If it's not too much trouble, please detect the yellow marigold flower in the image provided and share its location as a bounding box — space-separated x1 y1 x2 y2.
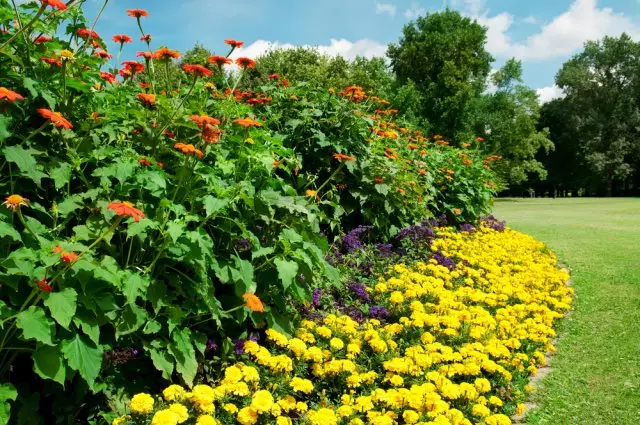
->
3 194 29 211
130 393 154 414
223 365 243 384
295 402 308 412
330 337 344 350
245 138 255 144
290 377 314 394
112 415 130 425
223 403 238 413
308 408 338 425
237 407 258 425
163 385 187 402
278 396 297 412
250 390 274 413
472 404 491 418
196 415 219 425
276 417 292 425
190 385 215 410
151 409 180 425
474 377 491 393
488 396 503 406
348 420 364 425
402 410 420 424
515 403 527 416
59 49 74 60
168 404 189 423
242 365 260 382
315 326 332 338
485 414 512 425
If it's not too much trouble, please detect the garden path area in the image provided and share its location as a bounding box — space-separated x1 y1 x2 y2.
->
494 198 640 425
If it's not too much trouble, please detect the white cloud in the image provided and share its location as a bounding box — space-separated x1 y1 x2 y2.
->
451 0 485 16
476 0 640 61
376 2 397 17
536 85 565 103
404 3 426 19
229 38 387 62
522 16 537 24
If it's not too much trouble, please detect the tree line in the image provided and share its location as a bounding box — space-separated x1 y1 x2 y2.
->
179 9 640 196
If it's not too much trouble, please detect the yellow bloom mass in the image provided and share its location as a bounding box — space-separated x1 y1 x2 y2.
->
130 393 154 414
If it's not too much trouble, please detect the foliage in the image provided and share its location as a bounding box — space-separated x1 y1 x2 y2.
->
0 2 497 423
387 9 493 141
109 224 573 425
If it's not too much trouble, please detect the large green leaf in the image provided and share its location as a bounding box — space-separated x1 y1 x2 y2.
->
231 256 255 296
122 273 150 304
115 304 146 339
0 116 12 141
203 196 229 216
49 162 72 190
60 334 102 388
43 288 77 330
168 329 197 386
0 222 21 243
274 258 298 291
2 145 47 185
149 347 174 380
15 306 55 346
33 344 66 386
0 382 17 425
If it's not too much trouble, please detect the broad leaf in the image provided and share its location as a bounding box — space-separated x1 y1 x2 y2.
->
3 145 47 185
122 273 150 304
149 347 174 380
61 334 102 388
43 288 77 330
168 329 197 386
15 306 55 346
33 344 66 385
0 383 17 425
274 258 298 291
0 222 21 243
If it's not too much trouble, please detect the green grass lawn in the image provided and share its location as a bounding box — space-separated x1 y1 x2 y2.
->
493 198 640 425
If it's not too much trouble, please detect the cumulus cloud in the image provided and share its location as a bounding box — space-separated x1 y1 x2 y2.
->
522 16 537 24
376 2 397 17
229 38 387 62
404 3 426 20
536 85 565 103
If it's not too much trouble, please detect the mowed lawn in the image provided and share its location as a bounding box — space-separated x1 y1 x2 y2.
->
493 198 640 425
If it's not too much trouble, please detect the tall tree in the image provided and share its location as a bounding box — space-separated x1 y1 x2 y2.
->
469 59 554 187
555 34 640 196
387 9 493 140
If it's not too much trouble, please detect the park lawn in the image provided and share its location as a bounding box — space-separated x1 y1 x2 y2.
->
493 198 640 425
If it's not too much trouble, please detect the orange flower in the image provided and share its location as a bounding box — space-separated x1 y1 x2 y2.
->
34 35 51 44
174 142 204 159
137 51 153 60
461 143 471 148
190 115 220 128
208 55 232 66
93 50 112 59
107 201 145 222
3 194 28 211
243 292 264 312
77 28 99 40
476 137 485 142
41 0 67 10
232 117 262 128
112 34 132 44
332 153 356 162
225 39 244 48
0 87 24 102
52 245 64 254
374 177 384 184
182 64 212 77
235 57 256 69
100 71 117 84
305 190 318 197
137 93 156 107
35 278 52 292
383 147 398 160
127 9 149 18
463 159 472 165
418 169 427 175
407 143 418 150
40 57 62 67
453 208 462 215
61 251 79 263
140 34 152 43
153 47 180 60
38 109 72 129
268 73 280 80
139 158 152 166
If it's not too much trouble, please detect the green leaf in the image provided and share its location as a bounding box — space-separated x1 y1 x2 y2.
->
0 116 12 141
252 246 274 260
0 222 21 243
122 273 150 304
43 288 77 330
0 382 17 425
231 256 255 296
166 221 185 242
274 258 298 291
33 344 66 386
143 320 162 335
61 334 102 388
3 145 47 185
149 347 174 380
115 304 146 339
73 311 100 345
15 306 55 346
56 195 83 218
168 329 198 386
49 163 72 190
203 196 229 216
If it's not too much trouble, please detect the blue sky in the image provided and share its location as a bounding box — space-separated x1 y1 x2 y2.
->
90 0 640 101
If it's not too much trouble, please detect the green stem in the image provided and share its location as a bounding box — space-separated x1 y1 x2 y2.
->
0 5 45 53
227 69 245 99
314 162 346 194
16 208 40 245
153 76 198 153
10 0 33 74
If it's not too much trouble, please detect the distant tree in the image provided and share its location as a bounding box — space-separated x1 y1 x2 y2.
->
469 59 554 187
555 34 640 196
179 43 212 67
387 9 493 140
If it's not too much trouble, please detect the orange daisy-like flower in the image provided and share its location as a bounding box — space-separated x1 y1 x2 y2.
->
268 73 280 80
182 64 212 77
127 9 149 18
77 28 99 40
235 57 256 69
35 278 52 292
305 189 318 197
418 169 427 175
232 117 262 128
140 34 152 43
100 71 117 84
137 51 153 60
112 34 132 44
138 158 152 166
107 201 145 222
0 87 24 102
453 208 462 215
122 61 145 75
374 177 384 184
61 251 79 263
93 50 112 59
40 57 62 67
137 93 156 107
243 292 264 312
332 153 356 162
3 194 29 211
190 115 220 128
208 55 232 66
41 0 67 10
224 39 244 48
174 142 204 159
34 35 52 44
153 47 180 61
38 109 72 129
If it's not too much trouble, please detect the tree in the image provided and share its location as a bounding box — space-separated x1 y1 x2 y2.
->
387 9 493 140
555 34 640 196
469 59 554 187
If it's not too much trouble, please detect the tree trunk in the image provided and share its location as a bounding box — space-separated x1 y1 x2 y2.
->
607 179 613 197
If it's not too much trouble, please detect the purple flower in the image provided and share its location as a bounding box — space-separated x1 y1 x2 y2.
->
377 243 395 258
206 339 218 352
312 288 322 308
395 222 435 248
340 225 374 253
369 305 390 321
459 223 475 233
432 251 456 270
233 339 246 354
346 281 371 303
481 215 506 232
234 238 252 251
341 306 365 323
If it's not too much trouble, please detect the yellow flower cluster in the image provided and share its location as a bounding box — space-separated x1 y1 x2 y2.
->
114 225 572 425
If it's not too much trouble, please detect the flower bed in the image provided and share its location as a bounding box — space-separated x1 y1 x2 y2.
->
112 224 572 425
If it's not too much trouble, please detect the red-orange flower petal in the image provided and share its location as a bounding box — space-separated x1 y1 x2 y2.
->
242 292 264 312
107 201 145 222
224 39 244 48
41 0 67 10
38 109 72 129
112 34 132 44
0 87 24 102
126 9 149 18
208 55 232 66
182 64 212 77
235 57 255 69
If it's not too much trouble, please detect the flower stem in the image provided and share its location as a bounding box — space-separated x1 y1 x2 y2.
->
0 5 45 53
16 208 40 245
